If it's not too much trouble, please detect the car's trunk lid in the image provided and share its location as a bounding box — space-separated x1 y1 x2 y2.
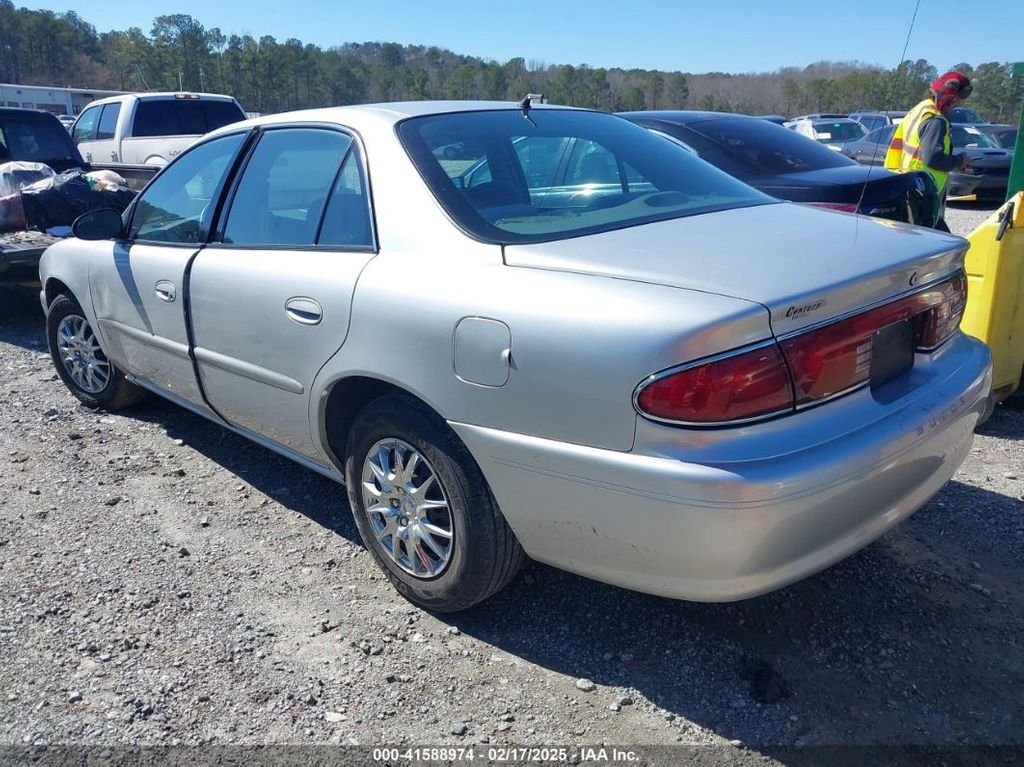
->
503 201 966 337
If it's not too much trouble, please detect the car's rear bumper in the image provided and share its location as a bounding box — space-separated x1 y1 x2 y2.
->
452 334 991 601
948 173 1008 199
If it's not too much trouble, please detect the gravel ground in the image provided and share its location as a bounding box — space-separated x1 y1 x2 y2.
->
1 204 1022 757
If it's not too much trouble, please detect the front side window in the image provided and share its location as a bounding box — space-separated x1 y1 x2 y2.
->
129 132 246 244
952 126 997 149
399 109 773 244
222 128 353 247
72 106 100 143
96 103 120 140
867 126 896 145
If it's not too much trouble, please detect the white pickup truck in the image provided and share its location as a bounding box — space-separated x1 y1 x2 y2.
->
71 93 246 182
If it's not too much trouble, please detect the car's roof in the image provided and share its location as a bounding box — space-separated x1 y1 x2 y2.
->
207 100 588 137
85 92 240 106
619 110 752 125
0 107 60 118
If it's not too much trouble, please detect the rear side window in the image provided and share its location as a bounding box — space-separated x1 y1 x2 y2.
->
72 106 100 143
132 99 245 138
318 146 374 248
96 103 120 140
222 128 353 247
129 132 246 243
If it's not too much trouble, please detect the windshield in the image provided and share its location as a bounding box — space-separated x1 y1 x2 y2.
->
398 109 773 245
0 114 79 166
811 120 867 142
948 107 985 125
685 116 855 174
952 126 998 149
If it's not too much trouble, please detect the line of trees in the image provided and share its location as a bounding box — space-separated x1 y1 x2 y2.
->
0 2 1020 123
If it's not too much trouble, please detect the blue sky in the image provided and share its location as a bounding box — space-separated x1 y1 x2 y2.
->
47 1 1022 74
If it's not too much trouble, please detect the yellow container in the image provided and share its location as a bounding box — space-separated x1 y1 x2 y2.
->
960 192 1024 401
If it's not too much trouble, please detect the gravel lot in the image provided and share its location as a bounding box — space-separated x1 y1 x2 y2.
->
1 203 1022 757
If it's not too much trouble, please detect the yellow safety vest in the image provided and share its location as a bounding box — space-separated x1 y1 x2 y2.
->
884 98 952 193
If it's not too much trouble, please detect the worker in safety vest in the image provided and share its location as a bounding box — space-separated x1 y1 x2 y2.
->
884 71 972 231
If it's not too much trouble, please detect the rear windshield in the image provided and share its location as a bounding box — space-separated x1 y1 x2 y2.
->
682 117 855 174
948 107 985 125
398 109 773 245
132 99 245 138
0 113 78 166
811 120 867 142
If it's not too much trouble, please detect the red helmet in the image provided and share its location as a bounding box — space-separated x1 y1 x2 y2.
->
931 71 973 100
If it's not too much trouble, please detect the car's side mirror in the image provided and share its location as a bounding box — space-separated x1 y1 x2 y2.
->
72 209 125 240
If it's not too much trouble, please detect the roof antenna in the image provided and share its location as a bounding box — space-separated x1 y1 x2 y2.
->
519 93 544 126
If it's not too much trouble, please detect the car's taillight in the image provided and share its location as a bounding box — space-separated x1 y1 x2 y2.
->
805 202 860 213
915 272 967 349
635 272 966 426
635 343 794 424
780 272 967 405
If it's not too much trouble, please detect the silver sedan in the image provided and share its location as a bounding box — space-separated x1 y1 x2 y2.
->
40 101 992 611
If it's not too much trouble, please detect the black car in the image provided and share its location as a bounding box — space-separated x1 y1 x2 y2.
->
990 128 1018 150
0 108 85 173
620 111 939 227
840 124 1013 201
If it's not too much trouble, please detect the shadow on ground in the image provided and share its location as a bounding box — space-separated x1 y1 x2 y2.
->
0 286 47 353
115 391 1024 749
5 284 1021 747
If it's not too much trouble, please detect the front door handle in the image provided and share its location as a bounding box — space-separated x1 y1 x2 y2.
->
155 280 176 302
285 296 323 325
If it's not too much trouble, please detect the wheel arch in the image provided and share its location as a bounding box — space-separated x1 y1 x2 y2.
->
320 375 449 472
43 277 75 308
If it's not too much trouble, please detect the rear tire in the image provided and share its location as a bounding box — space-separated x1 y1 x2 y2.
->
345 393 524 612
46 293 145 410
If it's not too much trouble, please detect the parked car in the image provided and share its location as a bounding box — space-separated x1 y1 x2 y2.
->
71 92 246 185
990 128 1018 150
41 101 991 611
0 108 97 282
849 110 906 131
621 111 938 226
785 116 868 150
56 114 76 131
840 124 1013 200
947 107 987 125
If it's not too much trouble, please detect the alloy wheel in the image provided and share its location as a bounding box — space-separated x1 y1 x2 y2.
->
360 438 454 578
56 314 110 394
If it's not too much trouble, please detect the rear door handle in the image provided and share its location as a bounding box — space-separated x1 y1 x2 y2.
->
285 296 322 325
110 151 118 160
155 280 176 302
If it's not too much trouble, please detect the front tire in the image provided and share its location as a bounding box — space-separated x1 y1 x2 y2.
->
46 293 145 410
345 393 524 612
